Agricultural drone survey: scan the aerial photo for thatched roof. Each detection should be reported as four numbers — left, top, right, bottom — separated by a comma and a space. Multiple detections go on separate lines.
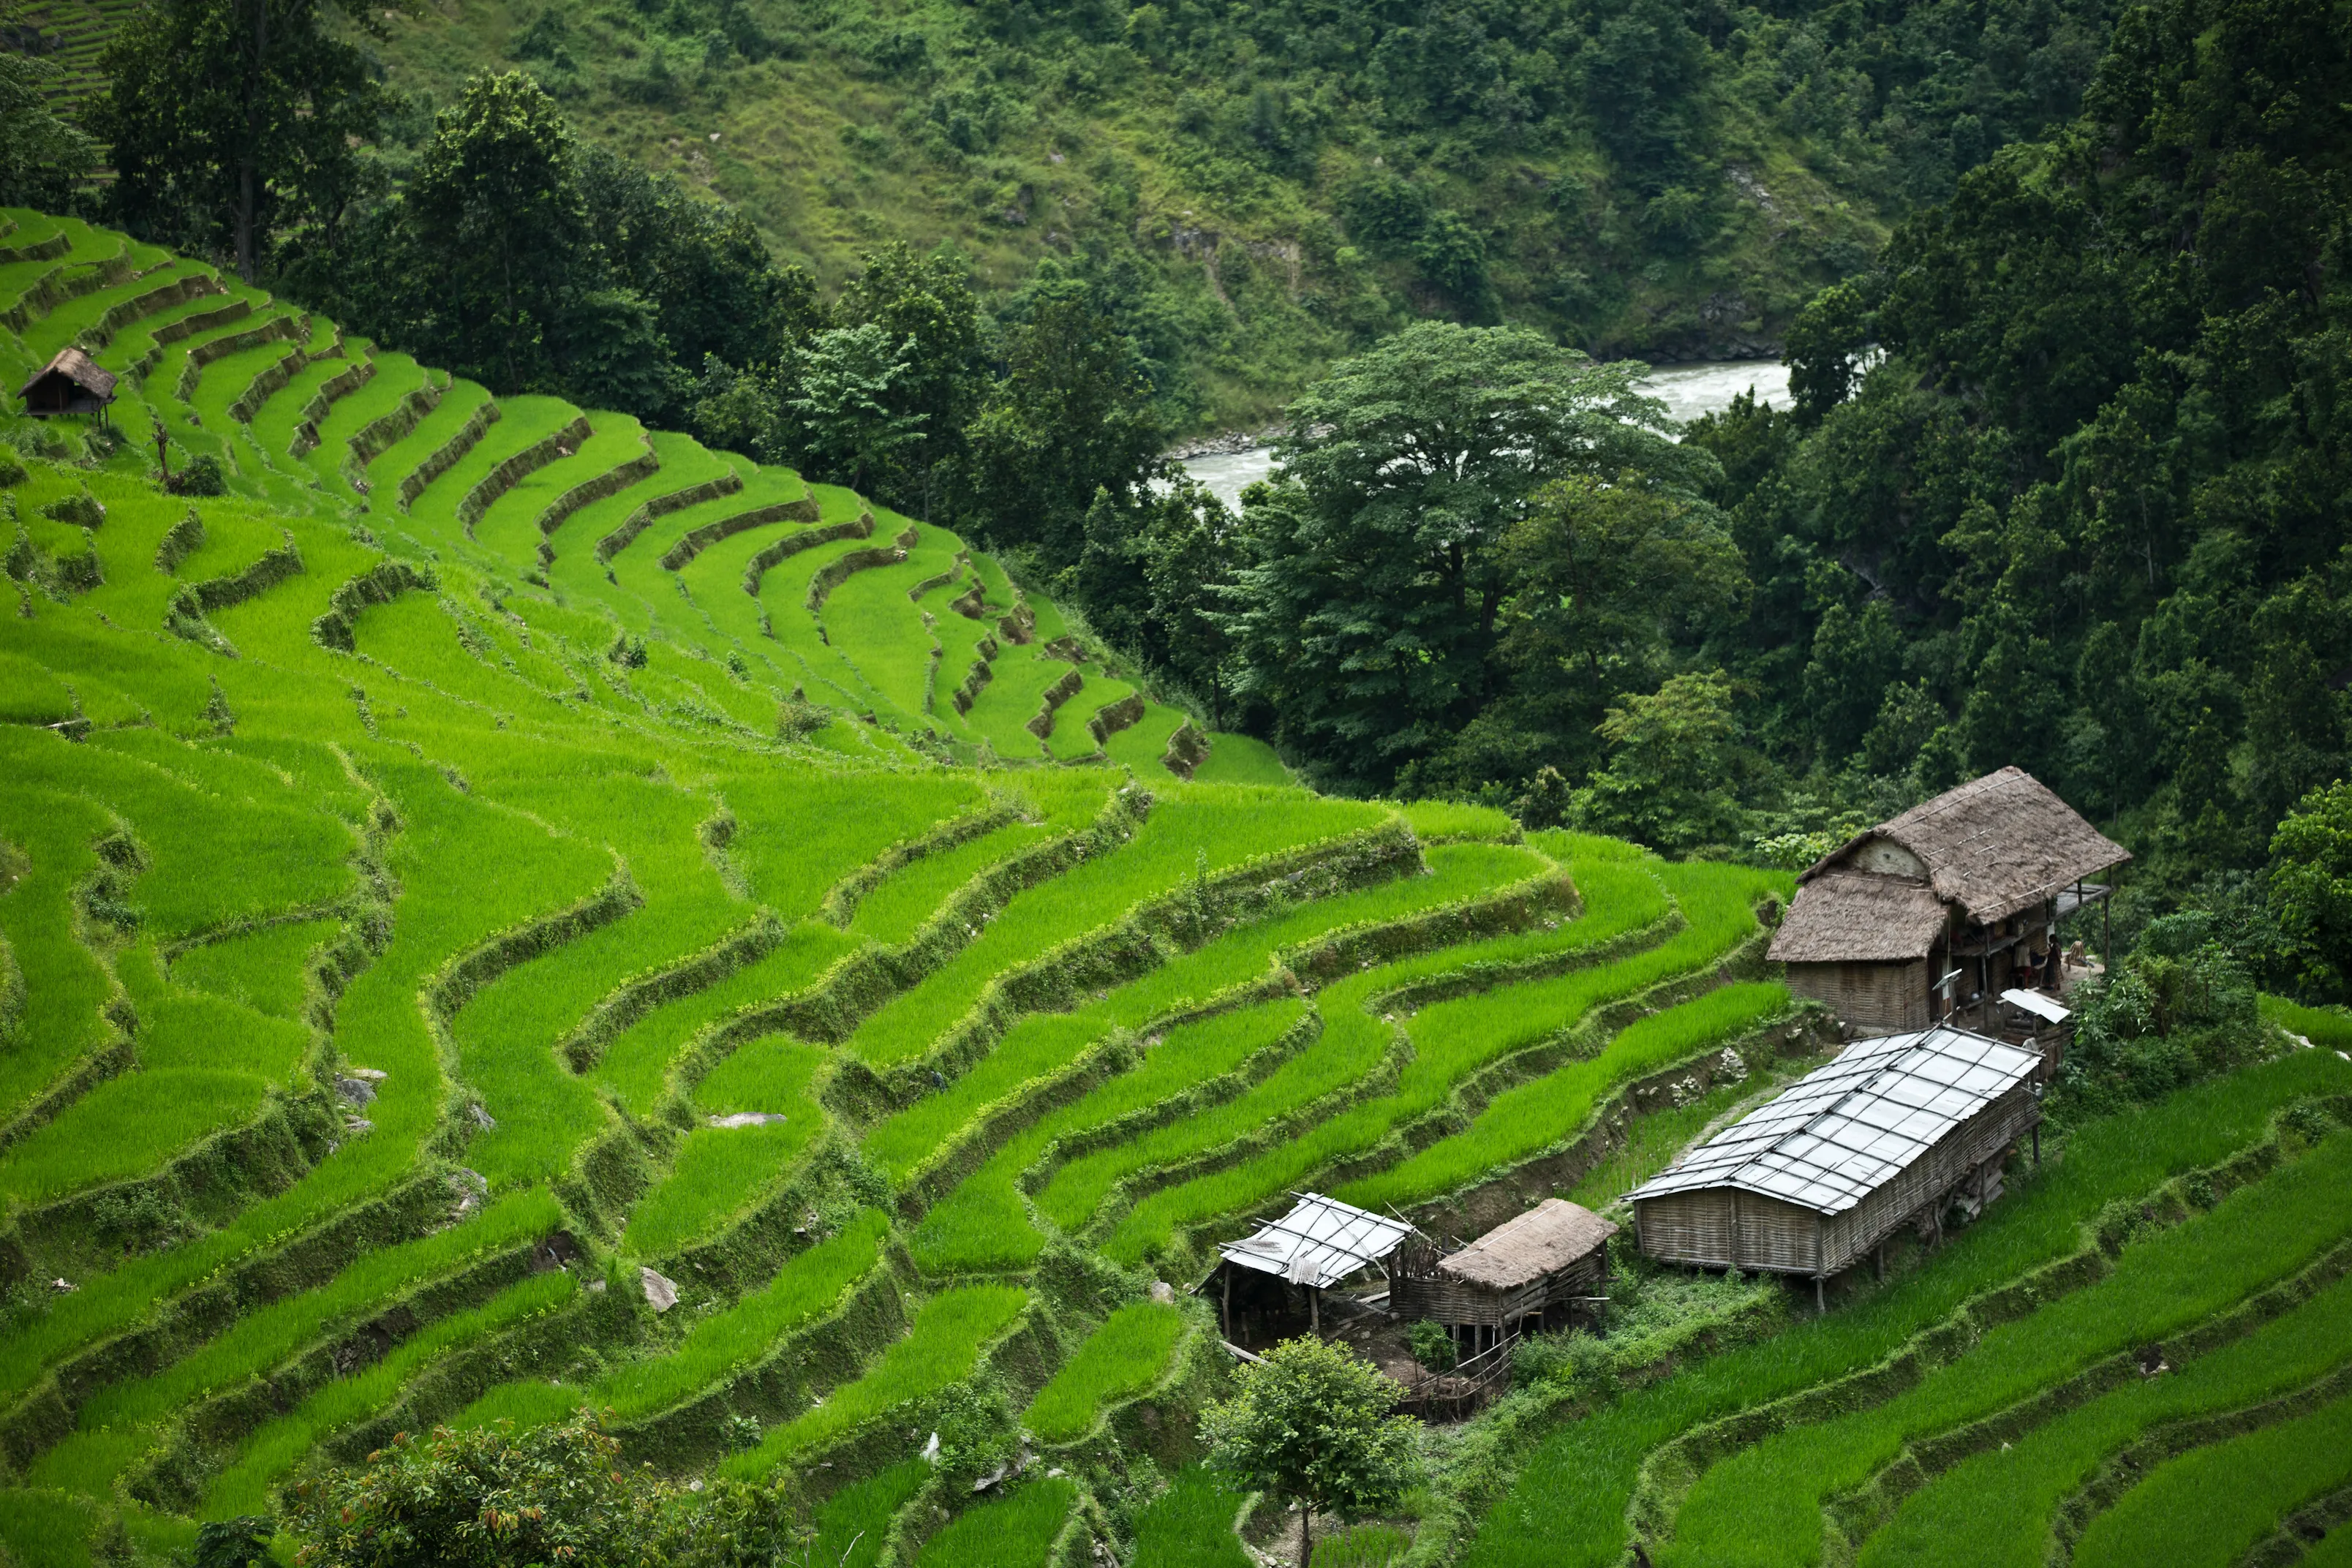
1768, 871, 1948, 963
17, 348, 116, 402
1438, 1199, 1617, 1291
1804, 767, 2128, 926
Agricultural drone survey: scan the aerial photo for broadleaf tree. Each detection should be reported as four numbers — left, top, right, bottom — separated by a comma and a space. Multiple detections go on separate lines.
1216, 321, 1707, 793
1200, 1335, 1420, 1568
95, 0, 397, 279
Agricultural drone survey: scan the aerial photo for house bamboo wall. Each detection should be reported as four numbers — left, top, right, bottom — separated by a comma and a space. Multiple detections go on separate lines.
1632, 1082, 2040, 1278
1391, 1254, 1607, 1329
1784, 958, 1931, 1033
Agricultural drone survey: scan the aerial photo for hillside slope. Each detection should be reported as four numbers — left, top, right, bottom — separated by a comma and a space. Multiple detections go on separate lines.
0, 210, 1819, 1564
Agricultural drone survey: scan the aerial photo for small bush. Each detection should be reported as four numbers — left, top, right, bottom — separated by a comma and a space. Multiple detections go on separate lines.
167, 453, 227, 497
1511, 1330, 1612, 1388
1407, 1319, 1455, 1373
2059, 913, 2275, 1117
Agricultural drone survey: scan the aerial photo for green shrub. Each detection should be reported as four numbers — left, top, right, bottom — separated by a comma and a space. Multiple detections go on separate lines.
287, 1411, 802, 1568
1408, 1319, 1455, 1373
2062, 913, 2275, 1116
168, 453, 227, 497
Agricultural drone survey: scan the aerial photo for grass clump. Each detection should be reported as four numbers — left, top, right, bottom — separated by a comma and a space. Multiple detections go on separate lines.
1133, 1466, 1254, 1568
809, 1459, 931, 1568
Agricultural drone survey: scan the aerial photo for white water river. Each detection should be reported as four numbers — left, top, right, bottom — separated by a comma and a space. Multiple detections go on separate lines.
1177, 357, 1792, 513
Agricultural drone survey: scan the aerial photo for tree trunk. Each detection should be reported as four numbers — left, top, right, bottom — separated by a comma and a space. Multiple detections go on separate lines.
1298, 1503, 1313, 1568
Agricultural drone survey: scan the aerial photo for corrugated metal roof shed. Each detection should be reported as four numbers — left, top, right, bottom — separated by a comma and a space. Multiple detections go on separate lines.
1627, 1026, 2042, 1215
1218, 1193, 1414, 1289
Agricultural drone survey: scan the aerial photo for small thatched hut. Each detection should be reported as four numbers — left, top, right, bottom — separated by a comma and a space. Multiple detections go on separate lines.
1768, 767, 2127, 1034
1627, 1025, 2042, 1305
1392, 1199, 1616, 1354
16, 349, 116, 419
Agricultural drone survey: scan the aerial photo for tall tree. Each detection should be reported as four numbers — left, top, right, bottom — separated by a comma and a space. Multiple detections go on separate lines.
838, 241, 987, 507
788, 324, 929, 493
399, 70, 597, 394
955, 294, 1161, 562
1218, 322, 1698, 791
95, 0, 393, 279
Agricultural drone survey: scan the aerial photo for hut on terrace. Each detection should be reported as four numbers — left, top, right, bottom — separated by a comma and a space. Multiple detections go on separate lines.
1206, 1192, 1414, 1346
1626, 1025, 2043, 1307
1768, 767, 2127, 1036
16, 348, 116, 420
1392, 1199, 1617, 1357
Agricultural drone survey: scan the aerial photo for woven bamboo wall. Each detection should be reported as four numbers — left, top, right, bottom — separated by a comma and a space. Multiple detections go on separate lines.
1392, 1256, 1607, 1328
1635, 1084, 2041, 1278
1817, 1083, 2038, 1272
1784, 960, 1931, 1032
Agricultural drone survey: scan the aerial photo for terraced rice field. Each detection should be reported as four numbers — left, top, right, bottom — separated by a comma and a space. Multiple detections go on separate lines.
4, 210, 2346, 1568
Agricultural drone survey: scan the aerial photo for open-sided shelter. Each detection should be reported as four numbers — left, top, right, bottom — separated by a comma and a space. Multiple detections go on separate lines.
1207, 1192, 1414, 1341
1768, 766, 2127, 1033
1392, 1199, 1616, 1354
16, 348, 117, 419
1626, 1025, 2042, 1305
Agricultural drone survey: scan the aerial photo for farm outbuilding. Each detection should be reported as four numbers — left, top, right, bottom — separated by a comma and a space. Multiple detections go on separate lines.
1626, 1025, 2043, 1304
16, 348, 116, 419
1768, 767, 2128, 1036
1207, 1192, 1414, 1344
1392, 1199, 1617, 1355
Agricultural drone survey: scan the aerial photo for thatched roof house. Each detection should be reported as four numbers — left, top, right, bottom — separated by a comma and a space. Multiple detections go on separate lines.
1768, 768, 2127, 1033
1392, 1199, 1616, 1347
1627, 1025, 2043, 1300
17, 349, 116, 418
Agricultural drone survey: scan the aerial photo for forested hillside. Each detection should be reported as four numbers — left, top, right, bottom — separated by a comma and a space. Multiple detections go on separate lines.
8, 0, 2119, 428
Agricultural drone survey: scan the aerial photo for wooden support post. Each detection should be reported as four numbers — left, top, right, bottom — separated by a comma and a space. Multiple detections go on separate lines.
1874, 1244, 1885, 1282
1310, 1286, 1319, 1335
1221, 1267, 1231, 1341
1814, 1275, 1826, 1313
2032, 1123, 2041, 1166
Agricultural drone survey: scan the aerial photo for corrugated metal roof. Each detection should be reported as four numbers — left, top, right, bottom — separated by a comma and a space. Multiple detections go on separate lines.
1626, 1026, 2041, 1216
1218, 1193, 1415, 1289
2001, 988, 2071, 1024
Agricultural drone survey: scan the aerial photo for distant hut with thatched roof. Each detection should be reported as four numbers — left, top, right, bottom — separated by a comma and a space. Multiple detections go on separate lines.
1768, 767, 2127, 1036
16, 348, 116, 421
1392, 1199, 1617, 1356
